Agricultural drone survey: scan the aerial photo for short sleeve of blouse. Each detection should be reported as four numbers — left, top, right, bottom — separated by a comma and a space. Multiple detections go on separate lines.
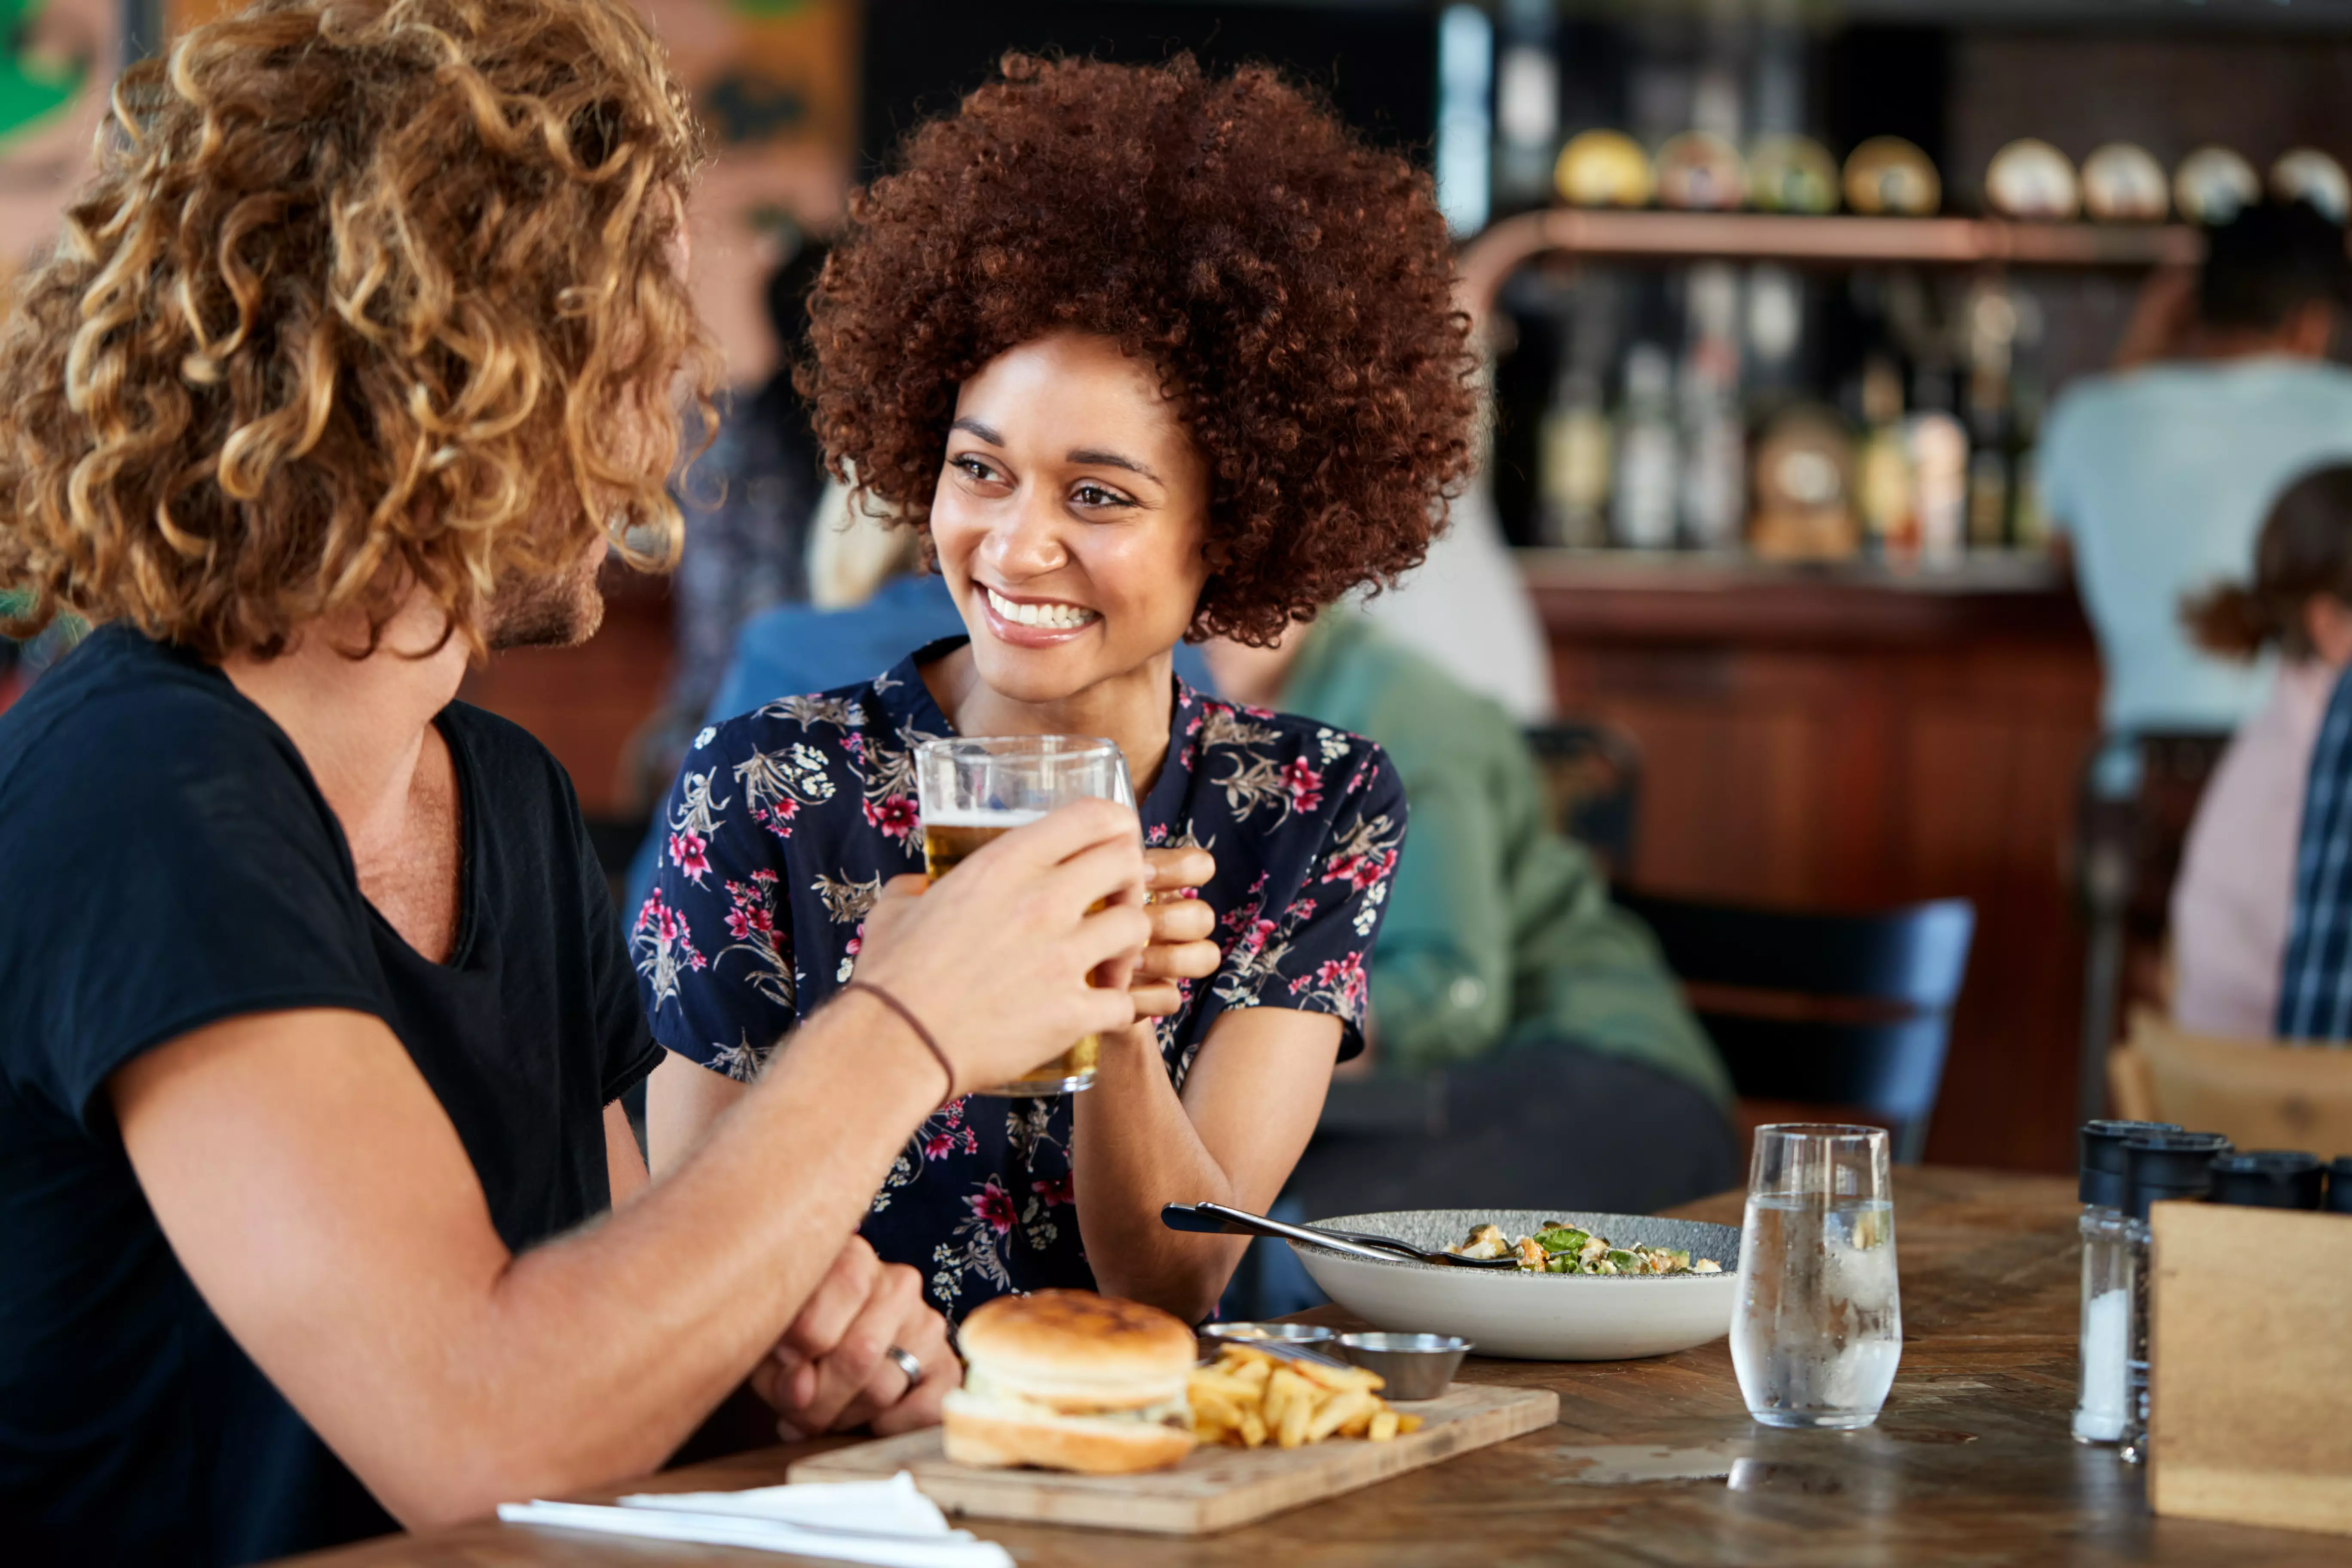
1195, 739, 1408, 1061
634, 723, 803, 1081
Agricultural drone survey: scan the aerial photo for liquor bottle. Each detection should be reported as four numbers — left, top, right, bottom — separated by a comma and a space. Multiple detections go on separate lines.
1854, 356, 1914, 556
1908, 364, 1967, 570
1678, 264, 1745, 551
1536, 364, 1612, 548
1612, 344, 1679, 551
1965, 286, 2020, 551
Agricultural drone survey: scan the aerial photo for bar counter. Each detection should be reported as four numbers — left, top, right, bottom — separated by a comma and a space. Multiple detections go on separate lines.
278, 1166, 2332, 1567
1526, 550, 2101, 1176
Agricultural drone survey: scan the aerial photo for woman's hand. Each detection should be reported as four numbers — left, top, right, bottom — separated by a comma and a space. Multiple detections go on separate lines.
751, 1237, 959, 1440
1134, 846, 1222, 1017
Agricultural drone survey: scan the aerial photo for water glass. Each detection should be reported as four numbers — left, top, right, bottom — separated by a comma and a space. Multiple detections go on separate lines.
1730, 1124, 1903, 1430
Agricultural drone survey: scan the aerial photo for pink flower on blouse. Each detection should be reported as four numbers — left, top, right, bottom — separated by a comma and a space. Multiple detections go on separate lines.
1234, 917, 1277, 957
1031, 1174, 1074, 1207
1280, 757, 1324, 813
1324, 847, 1396, 894
863, 794, 918, 840
668, 830, 711, 884
969, 1179, 1019, 1234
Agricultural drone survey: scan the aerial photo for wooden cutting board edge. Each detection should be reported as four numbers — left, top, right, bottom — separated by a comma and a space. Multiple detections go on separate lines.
787, 1382, 1562, 1536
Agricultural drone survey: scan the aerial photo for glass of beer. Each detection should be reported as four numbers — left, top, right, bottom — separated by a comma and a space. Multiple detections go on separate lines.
913, 736, 1134, 1096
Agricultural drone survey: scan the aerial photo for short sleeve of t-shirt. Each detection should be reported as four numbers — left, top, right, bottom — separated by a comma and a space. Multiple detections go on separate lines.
571, 785, 663, 1103
0, 638, 389, 1128
2035, 388, 2085, 537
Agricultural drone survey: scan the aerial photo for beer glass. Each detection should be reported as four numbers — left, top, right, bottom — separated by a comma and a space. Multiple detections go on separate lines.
1730, 1124, 1902, 1430
912, 736, 1134, 1096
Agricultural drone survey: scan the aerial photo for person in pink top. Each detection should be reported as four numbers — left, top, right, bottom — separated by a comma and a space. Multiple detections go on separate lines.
2172, 466, 2352, 1036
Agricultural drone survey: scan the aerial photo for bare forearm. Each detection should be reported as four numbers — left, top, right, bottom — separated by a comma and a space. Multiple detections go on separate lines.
1071, 1027, 1247, 1323
396, 997, 937, 1522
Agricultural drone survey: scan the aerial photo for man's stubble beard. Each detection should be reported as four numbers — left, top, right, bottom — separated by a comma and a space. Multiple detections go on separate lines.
484, 545, 607, 652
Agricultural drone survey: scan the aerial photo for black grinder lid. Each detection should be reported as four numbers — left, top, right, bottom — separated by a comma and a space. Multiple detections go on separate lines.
2328, 1156, 2352, 1215
2209, 1150, 2324, 1211
2122, 1131, 2233, 1222
2079, 1119, 2184, 1209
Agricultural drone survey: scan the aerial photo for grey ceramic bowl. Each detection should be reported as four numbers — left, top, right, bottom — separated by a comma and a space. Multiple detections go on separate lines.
1289, 1209, 1743, 1362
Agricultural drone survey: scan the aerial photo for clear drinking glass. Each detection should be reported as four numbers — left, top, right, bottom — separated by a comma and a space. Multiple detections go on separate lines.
1730, 1124, 1904, 1430
912, 736, 1134, 1096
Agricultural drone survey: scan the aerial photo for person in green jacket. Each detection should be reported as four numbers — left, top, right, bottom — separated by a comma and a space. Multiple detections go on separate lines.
1204, 609, 1738, 1217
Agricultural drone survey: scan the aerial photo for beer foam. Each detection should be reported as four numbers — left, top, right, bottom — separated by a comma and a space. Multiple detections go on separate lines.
922, 807, 1049, 828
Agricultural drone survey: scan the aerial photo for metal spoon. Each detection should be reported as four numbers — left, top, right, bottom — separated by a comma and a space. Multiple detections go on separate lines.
1160, 1201, 1521, 1268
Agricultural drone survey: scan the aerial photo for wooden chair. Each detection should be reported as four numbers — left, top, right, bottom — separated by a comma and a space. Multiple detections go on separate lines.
2070, 732, 2230, 1124
1619, 891, 1977, 1165
2110, 1010, 2352, 1156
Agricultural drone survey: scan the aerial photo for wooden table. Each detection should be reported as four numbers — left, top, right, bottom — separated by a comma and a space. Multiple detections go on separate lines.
281, 1168, 2342, 1566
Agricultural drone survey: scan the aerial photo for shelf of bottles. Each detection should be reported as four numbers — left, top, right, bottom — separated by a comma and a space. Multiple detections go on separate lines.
1430, 4, 2344, 581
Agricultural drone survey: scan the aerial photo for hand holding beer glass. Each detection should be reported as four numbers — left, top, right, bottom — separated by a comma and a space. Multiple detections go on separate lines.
914, 737, 1136, 1095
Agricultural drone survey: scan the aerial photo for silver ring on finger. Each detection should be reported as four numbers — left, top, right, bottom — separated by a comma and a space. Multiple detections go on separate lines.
885, 1344, 924, 1392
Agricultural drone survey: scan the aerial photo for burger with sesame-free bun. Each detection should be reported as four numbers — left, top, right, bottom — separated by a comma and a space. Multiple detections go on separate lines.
942, 1290, 1198, 1474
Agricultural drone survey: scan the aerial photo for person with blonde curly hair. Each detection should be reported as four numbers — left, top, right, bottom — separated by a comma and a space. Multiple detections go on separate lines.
640, 53, 1478, 1325
0, 2, 1156, 1559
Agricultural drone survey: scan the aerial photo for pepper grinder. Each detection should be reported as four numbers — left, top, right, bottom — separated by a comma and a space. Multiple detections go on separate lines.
2073, 1119, 2178, 1445
2209, 1150, 2324, 1212
2117, 1130, 2231, 1466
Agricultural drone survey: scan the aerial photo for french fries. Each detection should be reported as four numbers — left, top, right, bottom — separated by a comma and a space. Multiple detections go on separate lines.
1186, 1344, 1425, 1450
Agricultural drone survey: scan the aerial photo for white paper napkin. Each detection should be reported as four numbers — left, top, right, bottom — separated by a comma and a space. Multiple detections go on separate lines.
498, 1471, 1012, 1567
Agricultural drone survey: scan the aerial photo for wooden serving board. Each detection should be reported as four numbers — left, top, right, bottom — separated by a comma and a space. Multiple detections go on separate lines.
787, 1381, 1558, 1535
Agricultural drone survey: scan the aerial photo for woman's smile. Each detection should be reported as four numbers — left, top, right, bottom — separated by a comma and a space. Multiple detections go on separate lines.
978, 583, 1104, 644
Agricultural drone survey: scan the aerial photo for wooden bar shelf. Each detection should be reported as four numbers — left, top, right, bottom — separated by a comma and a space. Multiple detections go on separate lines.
1457, 208, 2199, 315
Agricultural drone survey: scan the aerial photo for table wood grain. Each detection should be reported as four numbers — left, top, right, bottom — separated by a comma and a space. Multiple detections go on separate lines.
276, 1167, 2343, 1566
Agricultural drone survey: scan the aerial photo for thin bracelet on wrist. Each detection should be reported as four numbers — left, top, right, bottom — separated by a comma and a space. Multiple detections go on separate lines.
839, 980, 956, 1104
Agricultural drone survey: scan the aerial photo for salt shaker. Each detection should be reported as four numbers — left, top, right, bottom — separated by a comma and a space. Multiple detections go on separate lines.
2117, 1130, 2231, 1466
2073, 1119, 2177, 1445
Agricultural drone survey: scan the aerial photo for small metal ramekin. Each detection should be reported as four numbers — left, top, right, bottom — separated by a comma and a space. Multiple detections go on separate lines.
1333, 1332, 1473, 1400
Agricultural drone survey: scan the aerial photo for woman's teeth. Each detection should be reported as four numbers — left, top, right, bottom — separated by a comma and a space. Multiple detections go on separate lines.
987, 587, 1099, 630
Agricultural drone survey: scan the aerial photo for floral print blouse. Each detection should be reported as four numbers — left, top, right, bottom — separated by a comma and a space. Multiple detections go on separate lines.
634, 636, 1407, 1318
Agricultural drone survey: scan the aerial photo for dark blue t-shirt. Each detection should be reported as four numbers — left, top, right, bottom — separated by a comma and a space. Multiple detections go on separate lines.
0, 626, 660, 1565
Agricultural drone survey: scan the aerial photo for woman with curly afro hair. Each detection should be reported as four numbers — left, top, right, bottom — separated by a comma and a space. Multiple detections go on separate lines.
637, 52, 1477, 1330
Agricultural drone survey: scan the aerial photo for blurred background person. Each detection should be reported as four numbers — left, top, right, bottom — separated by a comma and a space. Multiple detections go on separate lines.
1204, 610, 1736, 1216
2171, 465, 2352, 1038
2043, 199, 2352, 746
624, 237, 832, 810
